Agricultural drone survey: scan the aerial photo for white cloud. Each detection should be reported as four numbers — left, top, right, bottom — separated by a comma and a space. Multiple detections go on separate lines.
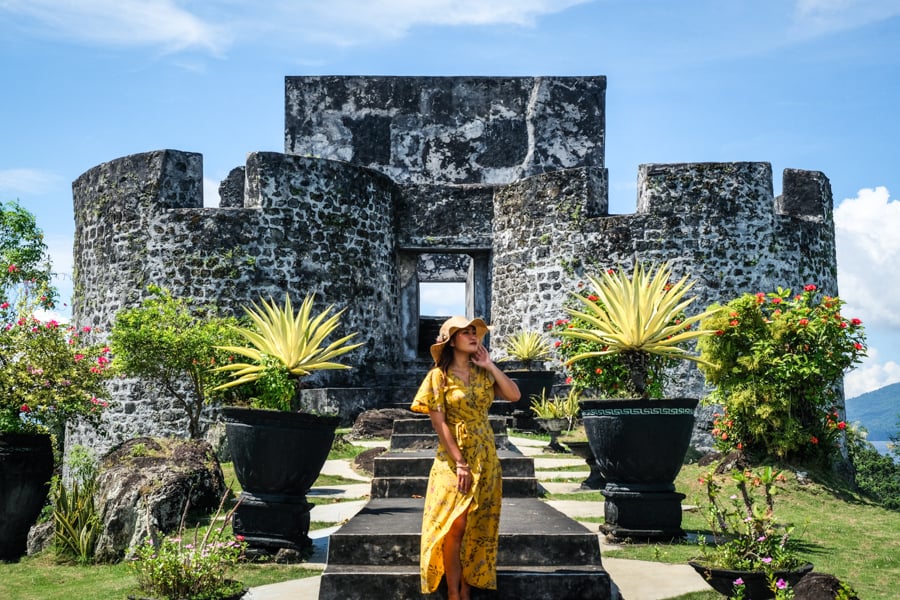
834, 186, 900, 329
844, 346, 900, 398
792, 0, 900, 37
0, 168, 62, 196
0, 0, 590, 53
0, 0, 229, 54
281, 0, 593, 45
835, 186, 900, 397
203, 177, 220, 208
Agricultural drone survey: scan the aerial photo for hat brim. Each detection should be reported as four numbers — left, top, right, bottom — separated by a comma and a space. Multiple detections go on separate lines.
429, 317, 488, 364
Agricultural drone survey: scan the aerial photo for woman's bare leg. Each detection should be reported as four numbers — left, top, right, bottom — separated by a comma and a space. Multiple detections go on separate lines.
442, 511, 468, 600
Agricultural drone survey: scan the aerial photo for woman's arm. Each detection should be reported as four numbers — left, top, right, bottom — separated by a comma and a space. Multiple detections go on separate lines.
471, 343, 521, 402
429, 409, 472, 494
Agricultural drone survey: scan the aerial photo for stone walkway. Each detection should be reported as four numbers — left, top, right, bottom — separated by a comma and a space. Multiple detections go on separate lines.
244, 436, 710, 600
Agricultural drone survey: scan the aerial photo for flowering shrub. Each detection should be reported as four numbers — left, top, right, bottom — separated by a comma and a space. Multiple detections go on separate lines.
551, 263, 713, 398
697, 285, 866, 462
0, 283, 113, 435
129, 498, 246, 600
695, 466, 805, 598
552, 313, 673, 398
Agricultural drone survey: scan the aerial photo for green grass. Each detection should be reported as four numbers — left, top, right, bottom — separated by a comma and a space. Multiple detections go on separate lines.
595, 462, 899, 600
2, 552, 319, 600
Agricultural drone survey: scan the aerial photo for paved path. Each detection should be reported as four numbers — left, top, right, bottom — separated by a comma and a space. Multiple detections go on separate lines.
244, 436, 710, 600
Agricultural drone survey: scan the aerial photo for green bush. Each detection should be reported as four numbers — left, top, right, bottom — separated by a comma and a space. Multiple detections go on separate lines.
847, 425, 900, 511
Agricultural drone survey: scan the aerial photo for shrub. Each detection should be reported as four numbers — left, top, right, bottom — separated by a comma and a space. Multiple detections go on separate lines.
698, 285, 866, 463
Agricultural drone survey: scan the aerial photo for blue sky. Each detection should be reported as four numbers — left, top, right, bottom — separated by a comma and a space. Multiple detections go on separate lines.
1, 0, 899, 397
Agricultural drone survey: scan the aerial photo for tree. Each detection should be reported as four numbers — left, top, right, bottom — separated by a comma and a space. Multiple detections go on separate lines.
110, 285, 245, 439
0, 199, 58, 310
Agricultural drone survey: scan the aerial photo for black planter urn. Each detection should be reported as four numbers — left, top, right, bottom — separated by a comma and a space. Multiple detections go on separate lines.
0, 432, 54, 561
503, 369, 555, 428
223, 407, 340, 556
580, 397, 698, 541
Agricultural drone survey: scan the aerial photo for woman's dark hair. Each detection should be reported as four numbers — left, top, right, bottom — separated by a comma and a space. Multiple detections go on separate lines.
437, 331, 459, 373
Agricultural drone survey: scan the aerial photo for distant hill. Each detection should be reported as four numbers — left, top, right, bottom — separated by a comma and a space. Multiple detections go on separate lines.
846, 382, 900, 441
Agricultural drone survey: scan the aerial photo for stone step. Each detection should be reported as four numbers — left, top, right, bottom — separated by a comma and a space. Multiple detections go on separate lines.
318, 564, 611, 600
391, 417, 510, 435
324, 498, 603, 567
319, 498, 611, 600
370, 475, 538, 498
373, 449, 535, 478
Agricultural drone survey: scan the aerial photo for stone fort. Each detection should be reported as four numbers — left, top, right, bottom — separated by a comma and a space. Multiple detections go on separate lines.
71, 75, 837, 448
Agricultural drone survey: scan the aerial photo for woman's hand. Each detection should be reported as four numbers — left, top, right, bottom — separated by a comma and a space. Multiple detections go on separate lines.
470, 343, 494, 369
456, 463, 472, 494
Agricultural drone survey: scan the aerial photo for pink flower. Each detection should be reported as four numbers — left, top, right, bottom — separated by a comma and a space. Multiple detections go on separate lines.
776, 578, 787, 589
7, 264, 17, 273
761, 557, 773, 564
0, 302, 7, 309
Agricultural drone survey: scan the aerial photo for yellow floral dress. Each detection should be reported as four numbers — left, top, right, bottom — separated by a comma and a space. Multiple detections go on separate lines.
414, 365, 502, 594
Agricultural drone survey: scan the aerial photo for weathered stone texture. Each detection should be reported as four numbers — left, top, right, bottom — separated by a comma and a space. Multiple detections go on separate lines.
285, 76, 606, 185
71, 75, 839, 453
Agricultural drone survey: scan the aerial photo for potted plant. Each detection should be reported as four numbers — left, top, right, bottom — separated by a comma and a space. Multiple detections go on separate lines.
696, 285, 866, 465
0, 284, 113, 560
210, 293, 361, 557
554, 261, 717, 540
689, 465, 813, 599
499, 329, 556, 423
530, 388, 580, 452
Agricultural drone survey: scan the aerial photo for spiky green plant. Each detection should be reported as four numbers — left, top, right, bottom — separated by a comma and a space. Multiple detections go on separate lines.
502, 329, 553, 366
560, 262, 717, 398
212, 294, 363, 410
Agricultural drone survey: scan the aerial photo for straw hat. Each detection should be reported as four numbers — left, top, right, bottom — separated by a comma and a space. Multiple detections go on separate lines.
429, 316, 489, 364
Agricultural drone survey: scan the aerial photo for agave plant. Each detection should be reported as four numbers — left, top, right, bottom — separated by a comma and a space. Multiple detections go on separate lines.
560, 262, 717, 399
212, 293, 362, 410
502, 329, 553, 367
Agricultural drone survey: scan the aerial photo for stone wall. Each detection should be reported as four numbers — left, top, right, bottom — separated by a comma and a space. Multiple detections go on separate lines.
70, 75, 839, 450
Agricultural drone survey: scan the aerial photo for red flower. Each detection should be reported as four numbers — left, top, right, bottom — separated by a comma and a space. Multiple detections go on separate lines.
554, 341, 561, 347
7, 264, 17, 273
851, 318, 862, 325
715, 329, 725, 336
755, 292, 766, 303
594, 368, 603, 374
587, 294, 599, 302
0, 302, 7, 309
798, 318, 809, 326
772, 297, 782, 304
20, 404, 30, 413
839, 322, 848, 329
730, 320, 739, 327
837, 421, 847, 430
854, 342, 863, 351
565, 377, 572, 384
804, 284, 817, 292
810, 436, 819, 445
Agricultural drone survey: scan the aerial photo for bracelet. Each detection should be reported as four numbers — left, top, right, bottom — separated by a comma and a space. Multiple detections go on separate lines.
456, 464, 469, 470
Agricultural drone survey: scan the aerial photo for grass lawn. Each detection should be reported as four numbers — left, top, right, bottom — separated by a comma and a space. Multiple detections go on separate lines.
593, 462, 900, 600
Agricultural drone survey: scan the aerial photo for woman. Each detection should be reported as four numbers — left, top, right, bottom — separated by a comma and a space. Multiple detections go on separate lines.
411, 316, 521, 599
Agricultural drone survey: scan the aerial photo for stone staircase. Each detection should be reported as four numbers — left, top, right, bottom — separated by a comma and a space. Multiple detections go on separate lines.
318, 417, 613, 599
